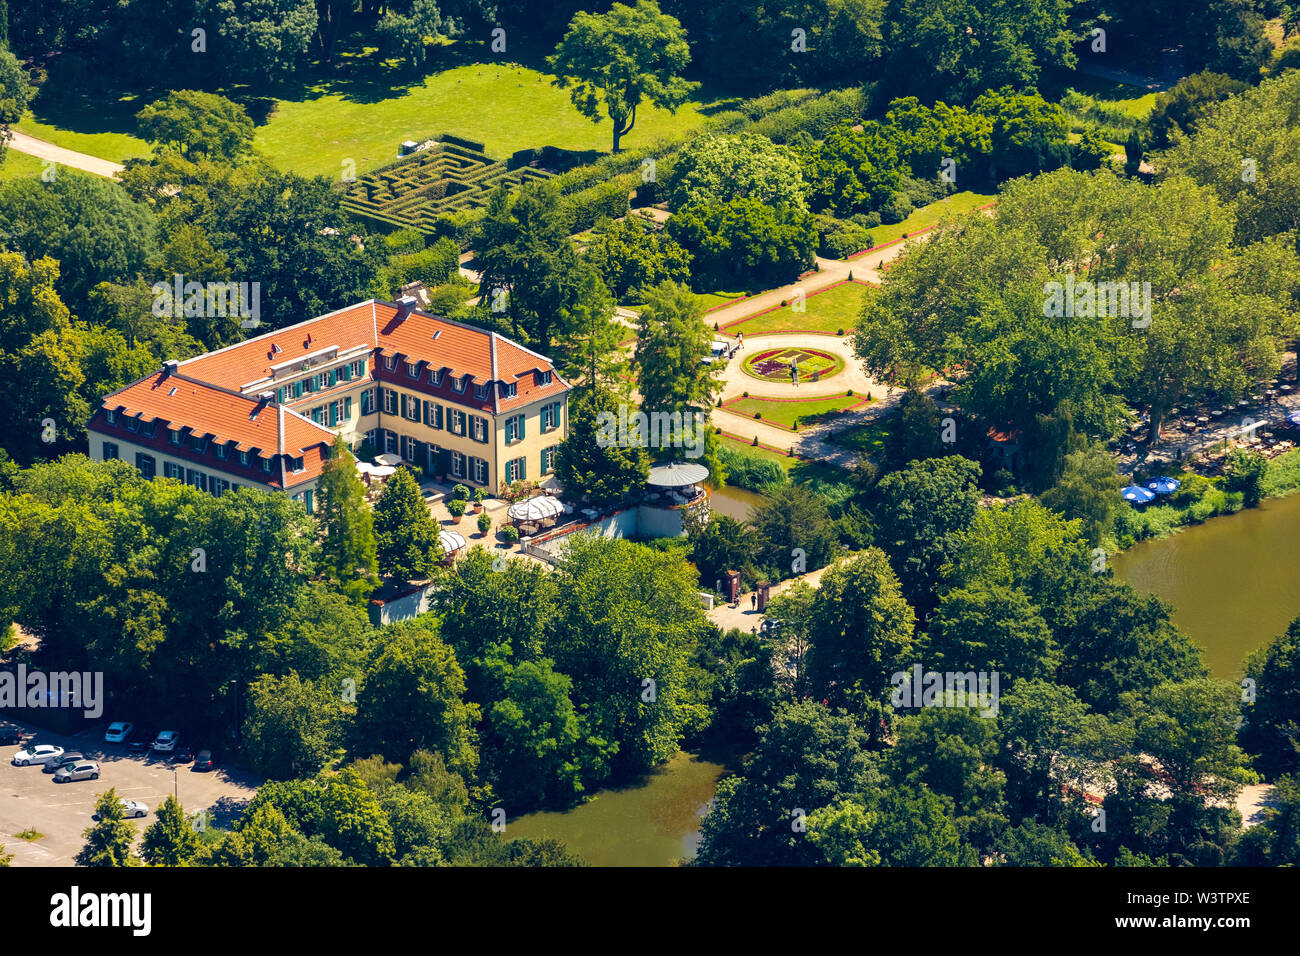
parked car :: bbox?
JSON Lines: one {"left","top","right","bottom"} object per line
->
{"left": 43, "top": 751, "right": 86, "bottom": 774}
{"left": 12, "top": 744, "right": 64, "bottom": 766}
{"left": 126, "top": 729, "right": 152, "bottom": 752}
{"left": 0, "top": 726, "right": 23, "bottom": 746}
{"left": 170, "top": 746, "right": 194, "bottom": 764}
{"left": 193, "top": 749, "right": 216, "bottom": 772}
{"left": 104, "top": 721, "right": 133, "bottom": 743}
{"left": 94, "top": 799, "right": 147, "bottom": 820}
{"left": 53, "top": 760, "right": 100, "bottom": 782}
{"left": 150, "top": 730, "right": 180, "bottom": 753}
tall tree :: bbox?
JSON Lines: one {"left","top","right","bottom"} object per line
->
{"left": 806, "top": 550, "right": 916, "bottom": 708}
{"left": 140, "top": 795, "right": 201, "bottom": 866}
{"left": 548, "top": 0, "right": 697, "bottom": 152}
{"left": 77, "top": 789, "right": 138, "bottom": 867}
{"left": 553, "top": 386, "right": 650, "bottom": 508}
{"left": 317, "top": 435, "right": 379, "bottom": 603}
{"left": 372, "top": 466, "right": 443, "bottom": 582}
{"left": 634, "top": 280, "right": 719, "bottom": 423}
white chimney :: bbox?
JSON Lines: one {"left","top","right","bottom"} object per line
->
{"left": 395, "top": 295, "right": 418, "bottom": 321}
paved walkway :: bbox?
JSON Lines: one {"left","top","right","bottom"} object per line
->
{"left": 708, "top": 563, "right": 833, "bottom": 632}
{"left": 3, "top": 130, "right": 124, "bottom": 178}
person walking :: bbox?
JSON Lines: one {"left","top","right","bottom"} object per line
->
{"left": 737, "top": 331, "right": 744, "bottom": 349}
{"left": 750, "top": 592, "right": 757, "bottom": 610}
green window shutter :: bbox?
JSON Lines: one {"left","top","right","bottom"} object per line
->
{"left": 344, "top": 396, "right": 352, "bottom": 418}
{"left": 519, "top": 414, "right": 525, "bottom": 440}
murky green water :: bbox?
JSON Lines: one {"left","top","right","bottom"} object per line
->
{"left": 1112, "top": 493, "right": 1300, "bottom": 678}
{"left": 507, "top": 752, "right": 727, "bottom": 867}
{"left": 708, "top": 484, "right": 768, "bottom": 521}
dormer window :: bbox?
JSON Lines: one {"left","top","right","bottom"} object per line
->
{"left": 406, "top": 362, "right": 418, "bottom": 378}
{"left": 125, "top": 415, "right": 140, "bottom": 433}
{"left": 452, "top": 375, "right": 467, "bottom": 393}
{"left": 384, "top": 355, "right": 396, "bottom": 371}
{"left": 168, "top": 429, "right": 183, "bottom": 446}
{"left": 501, "top": 381, "right": 518, "bottom": 398}
{"left": 216, "top": 442, "right": 228, "bottom": 460}
{"left": 290, "top": 456, "right": 305, "bottom": 472}
{"left": 537, "top": 370, "right": 552, "bottom": 387}
{"left": 190, "top": 434, "right": 208, "bottom": 453}
{"left": 429, "top": 368, "right": 444, "bottom": 386}
{"left": 141, "top": 419, "right": 157, "bottom": 438}
{"left": 260, "top": 457, "right": 273, "bottom": 473}
{"left": 473, "top": 383, "right": 489, "bottom": 400}
{"left": 105, "top": 408, "right": 117, "bottom": 425}
{"left": 239, "top": 450, "right": 250, "bottom": 466}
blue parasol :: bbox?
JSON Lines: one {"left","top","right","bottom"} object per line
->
{"left": 1146, "top": 476, "right": 1181, "bottom": 495}
{"left": 1122, "top": 484, "right": 1156, "bottom": 504}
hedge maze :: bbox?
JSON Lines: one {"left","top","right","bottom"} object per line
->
{"left": 342, "top": 137, "right": 554, "bottom": 235}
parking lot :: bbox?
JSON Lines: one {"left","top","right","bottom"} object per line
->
{"left": 0, "top": 720, "right": 262, "bottom": 866}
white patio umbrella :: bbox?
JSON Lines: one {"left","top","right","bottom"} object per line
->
{"left": 438, "top": 530, "right": 467, "bottom": 554}
{"left": 374, "top": 453, "right": 402, "bottom": 466}
{"left": 370, "top": 464, "right": 397, "bottom": 479}
{"left": 507, "top": 496, "right": 565, "bottom": 522}
{"left": 355, "top": 461, "right": 374, "bottom": 475}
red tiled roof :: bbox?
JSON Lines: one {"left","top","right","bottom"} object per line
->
{"left": 93, "top": 371, "right": 335, "bottom": 487}
{"left": 90, "top": 300, "right": 567, "bottom": 488}
{"left": 179, "top": 302, "right": 378, "bottom": 390}
{"left": 375, "top": 302, "right": 494, "bottom": 381}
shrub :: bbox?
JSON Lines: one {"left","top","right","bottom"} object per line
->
{"left": 881, "top": 190, "right": 914, "bottom": 224}
{"left": 446, "top": 499, "right": 467, "bottom": 518}
{"left": 814, "top": 214, "right": 870, "bottom": 259}
{"left": 719, "top": 445, "right": 786, "bottom": 492}
{"left": 561, "top": 176, "right": 634, "bottom": 233}
{"left": 500, "top": 525, "right": 520, "bottom": 543}
{"left": 477, "top": 512, "right": 492, "bottom": 534}
{"left": 451, "top": 484, "right": 470, "bottom": 501}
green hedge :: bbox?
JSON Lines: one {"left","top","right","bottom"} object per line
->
{"left": 562, "top": 175, "right": 634, "bottom": 232}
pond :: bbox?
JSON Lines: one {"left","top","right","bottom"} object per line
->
{"left": 1111, "top": 492, "right": 1300, "bottom": 678}
{"left": 707, "top": 483, "right": 768, "bottom": 521}
{"left": 507, "top": 752, "right": 728, "bottom": 867}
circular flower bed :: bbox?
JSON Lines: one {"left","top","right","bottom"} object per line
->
{"left": 740, "top": 346, "right": 845, "bottom": 383}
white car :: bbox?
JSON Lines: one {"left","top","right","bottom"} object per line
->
{"left": 12, "top": 744, "right": 64, "bottom": 766}
{"left": 104, "top": 721, "right": 133, "bottom": 743}
{"left": 150, "top": 730, "right": 180, "bottom": 752}
{"left": 94, "top": 799, "right": 147, "bottom": 820}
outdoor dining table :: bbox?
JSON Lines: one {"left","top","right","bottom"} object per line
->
{"left": 1282, "top": 385, "right": 1294, "bottom": 393}
{"left": 1196, "top": 416, "right": 1209, "bottom": 424}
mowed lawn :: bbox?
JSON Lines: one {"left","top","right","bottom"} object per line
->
{"left": 0, "top": 149, "right": 48, "bottom": 181}
{"left": 16, "top": 55, "right": 714, "bottom": 179}
{"left": 861, "top": 190, "right": 996, "bottom": 248}
{"left": 723, "top": 280, "right": 868, "bottom": 337}
{"left": 725, "top": 393, "right": 866, "bottom": 429}
{"left": 257, "top": 60, "right": 715, "bottom": 178}
{"left": 15, "top": 111, "right": 151, "bottom": 165}
{"left": 718, "top": 434, "right": 850, "bottom": 480}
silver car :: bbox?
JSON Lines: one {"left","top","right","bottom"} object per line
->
{"left": 53, "top": 760, "right": 100, "bottom": 782}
